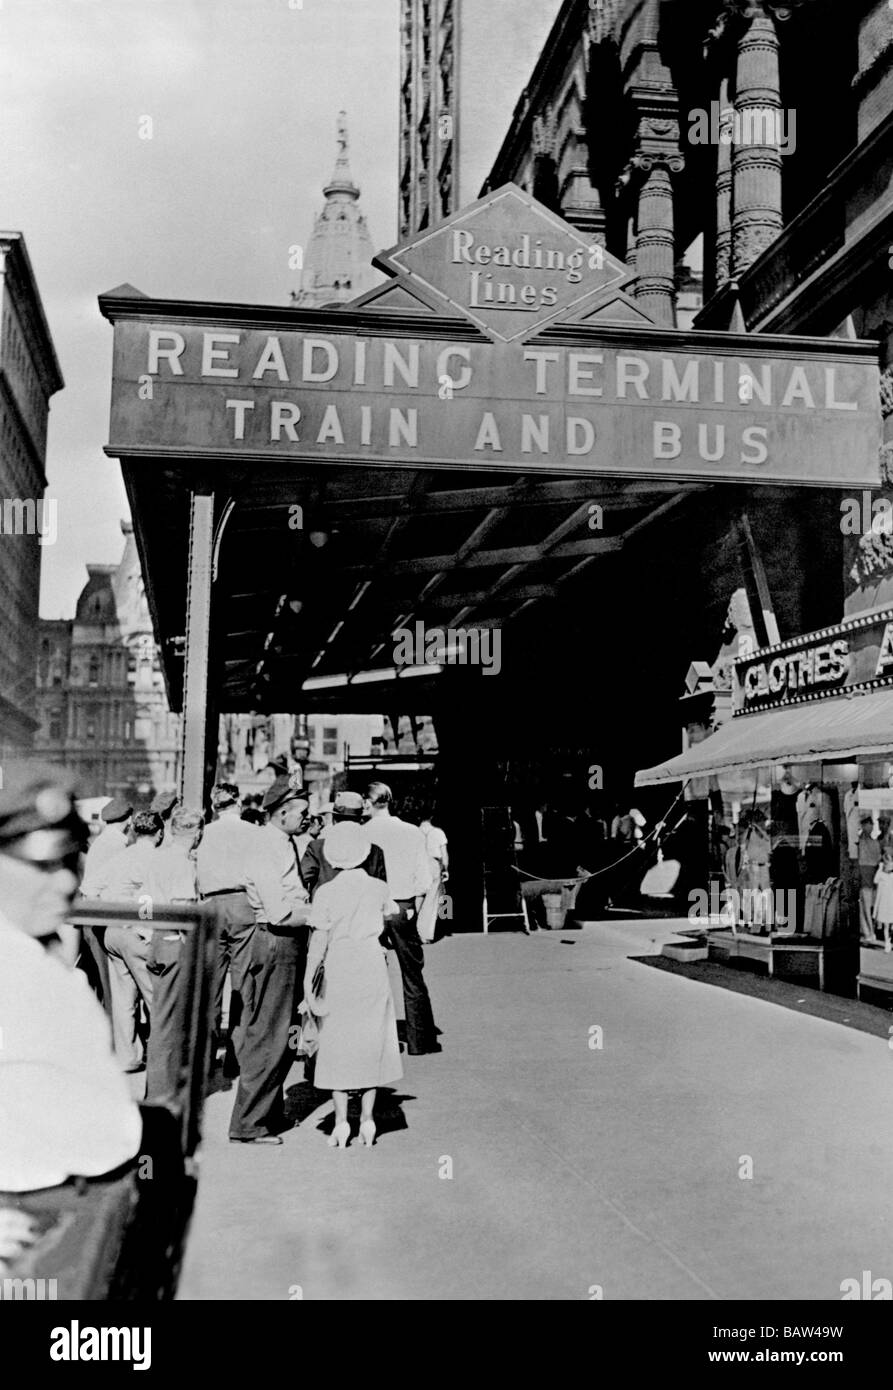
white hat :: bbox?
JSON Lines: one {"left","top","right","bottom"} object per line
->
{"left": 323, "top": 821, "right": 369, "bottom": 870}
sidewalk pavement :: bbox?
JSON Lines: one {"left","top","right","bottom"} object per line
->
{"left": 176, "top": 919, "right": 893, "bottom": 1301}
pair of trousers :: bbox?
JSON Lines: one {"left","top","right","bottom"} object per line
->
{"left": 104, "top": 924, "right": 154, "bottom": 1071}
{"left": 385, "top": 900, "right": 437, "bottom": 1054}
{"left": 229, "top": 923, "right": 307, "bottom": 1139}
{"left": 80, "top": 925, "right": 113, "bottom": 1019}
{"left": 145, "top": 934, "right": 186, "bottom": 1108}
{"left": 207, "top": 891, "right": 256, "bottom": 1046}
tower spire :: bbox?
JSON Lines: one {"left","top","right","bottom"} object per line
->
{"left": 291, "top": 108, "right": 381, "bottom": 308}
{"left": 324, "top": 110, "right": 359, "bottom": 199}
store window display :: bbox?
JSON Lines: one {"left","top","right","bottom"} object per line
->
{"left": 872, "top": 847, "right": 893, "bottom": 950}
{"left": 710, "top": 764, "right": 844, "bottom": 937}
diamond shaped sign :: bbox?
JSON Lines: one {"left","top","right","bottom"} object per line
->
{"left": 374, "top": 183, "right": 631, "bottom": 343}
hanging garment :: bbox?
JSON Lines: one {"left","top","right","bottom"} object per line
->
{"left": 797, "top": 786, "right": 834, "bottom": 853}
{"left": 843, "top": 786, "right": 861, "bottom": 860}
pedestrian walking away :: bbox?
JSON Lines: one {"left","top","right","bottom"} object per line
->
{"left": 302, "top": 822, "right": 403, "bottom": 1150}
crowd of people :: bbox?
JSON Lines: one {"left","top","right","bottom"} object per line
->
{"left": 0, "top": 762, "right": 450, "bottom": 1221}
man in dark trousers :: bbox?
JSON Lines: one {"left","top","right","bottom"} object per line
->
{"left": 79, "top": 796, "right": 133, "bottom": 1012}
{"left": 228, "top": 777, "right": 310, "bottom": 1146}
{"left": 300, "top": 790, "right": 386, "bottom": 897}
{"left": 364, "top": 782, "right": 439, "bottom": 1055}
{"left": 196, "top": 782, "right": 262, "bottom": 1062}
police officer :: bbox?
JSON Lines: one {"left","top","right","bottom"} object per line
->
{"left": 228, "top": 777, "right": 311, "bottom": 1145}
{"left": 0, "top": 762, "right": 142, "bottom": 1192}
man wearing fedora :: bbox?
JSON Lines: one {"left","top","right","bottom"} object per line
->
{"left": 229, "top": 775, "right": 312, "bottom": 1144}
{"left": 300, "top": 790, "right": 386, "bottom": 898}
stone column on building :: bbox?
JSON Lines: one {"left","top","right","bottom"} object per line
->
{"left": 626, "top": 133, "right": 684, "bottom": 327}
{"left": 715, "top": 76, "right": 734, "bottom": 285}
{"left": 729, "top": 0, "right": 785, "bottom": 275}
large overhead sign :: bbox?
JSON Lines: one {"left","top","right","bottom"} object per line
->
{"left": 102, "top": 185, "right": 881, "bottom": 487}
{"left": 736, "top": 607, "right": 893, "bottom": 713}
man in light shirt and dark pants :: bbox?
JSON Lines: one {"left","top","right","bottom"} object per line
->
{"left": 229, "top": 777, "right": 311, "bottom": 1145}
{"left": 142, "top": 807, "right": 204, "bottom": 1108}
{"left": 196, "top": 782, "right": 261, "bottom": 1063}
{"left": 364, "top": 782, "right": 440, "bottom": 1055}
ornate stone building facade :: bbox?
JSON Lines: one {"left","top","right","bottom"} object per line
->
{"left": 479, "top": 0, "right": 892, "bottom": 753}
{"left": 0, "top": 232, "right": 64, "bottom": 758}
{"left": 34, "top": 521, "right": 180, "bottom": 801}
{"left": 290, "top": 113, "right": 383, "bottom": 309}
{"left": 484, "top": 0, "right": 890, "bottom": 348}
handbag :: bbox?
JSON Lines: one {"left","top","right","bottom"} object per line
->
{"left": 308, "top": 928, "right": 334, "bottom": 1006}
{"left": 293, "top": 1004, "right": 320, "bottom": 1058}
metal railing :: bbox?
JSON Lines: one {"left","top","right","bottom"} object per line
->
{"left": 68, "top": 901, "right": 218, "bottom": 1160}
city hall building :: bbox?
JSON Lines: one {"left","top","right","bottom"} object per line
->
{"left": 100, "top": 0, "right": 892, "bottom": 945}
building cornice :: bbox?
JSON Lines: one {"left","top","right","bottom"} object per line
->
{"left": 0, "top": 233, "right": 64, "bottom": 397}
{"left": 482, "top": 0, "right": 590, "bottom": 194}
{"left": 97, "top": 288, "right": 487, "bottom": 343}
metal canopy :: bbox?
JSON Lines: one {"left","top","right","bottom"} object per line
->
{"left": 634, "top": 686, "right": 893, "bottom": 787}
{"left": 120, "top": 454, "right": 701, "bottom": 712}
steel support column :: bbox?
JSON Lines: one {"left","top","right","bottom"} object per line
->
{"left": 179, "top": 489, "right": 215, "bottom": 810}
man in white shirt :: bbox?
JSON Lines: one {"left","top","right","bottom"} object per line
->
{"left": 196, "top": 782, "right": 261, "bottom": 1056}
{"left": 0, "top": 763, "right": 142, "bottom": 1195}
{"left": 87, "top": 811, "right": 165, "bottom": 1072}
{"left": 80, "top": 798, "right": 133, "bottom": 887}
{"left": 229, "top": 777, "right": 311, "bottom": 1144}
{"left": 142, "top": 808, "right": 203, "bottom": 1107}
{"left": 364, "top": 782, "right": 439, "bottom": 1055}
{"left": 79, "top": 797, "right": 133, "bottom": 1012}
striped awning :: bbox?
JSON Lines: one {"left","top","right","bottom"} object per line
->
{"left": 635, "top": 686, "right": 893, "bottom": 786}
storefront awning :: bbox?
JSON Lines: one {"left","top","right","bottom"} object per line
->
{"left": 635, "top": 686, "right": 893, "bottom": 786}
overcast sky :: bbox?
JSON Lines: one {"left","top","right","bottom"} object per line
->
{"left": 1, "top": 0, "right": 400, "bottom": 616}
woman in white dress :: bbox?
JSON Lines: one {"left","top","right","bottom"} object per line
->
{"left": 303, "top": 822, "right": 403, "bottom": 1148}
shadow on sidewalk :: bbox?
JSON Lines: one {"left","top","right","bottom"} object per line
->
{"left": 631, "top": 954, "right": 892, "bottom": 1040}
{"left": 282, "top": 1080, "right": 417, "bottom": 1142}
